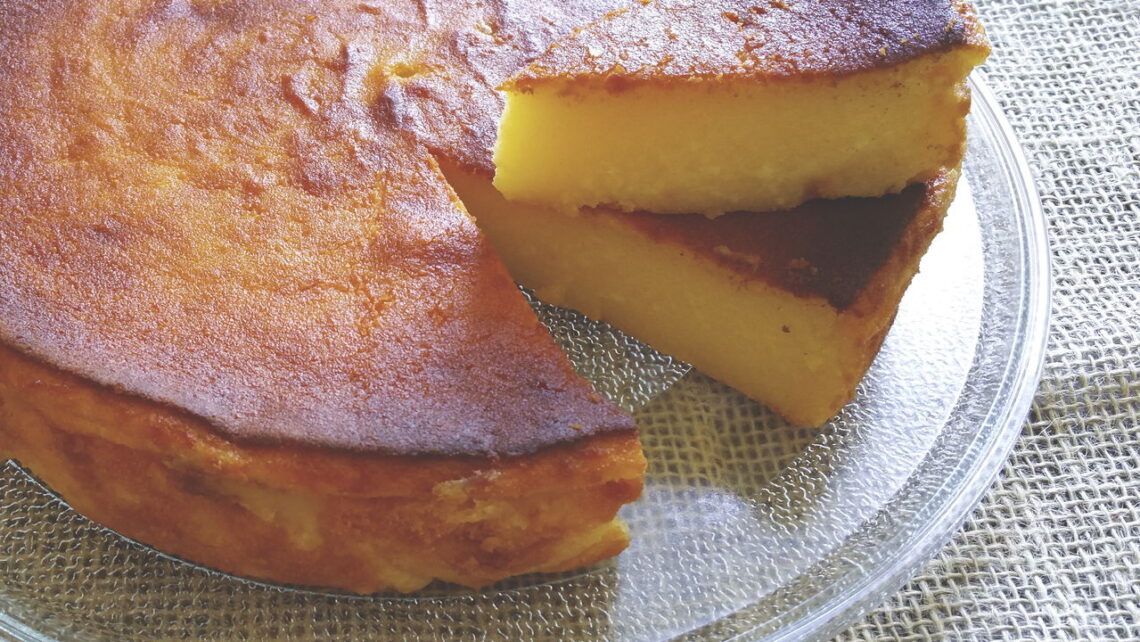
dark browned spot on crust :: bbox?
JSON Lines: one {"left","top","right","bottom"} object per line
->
{"left": 618, "top": 182, "right": 932, "bottom": 310}
{"left": 508, "top": 0, "right": 988, "bottom": 90}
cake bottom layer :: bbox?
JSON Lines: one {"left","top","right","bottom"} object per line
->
{"left": 0, "top": 344, "right": 644, "bottom": 593}
{"left": 452, "top": 165, "right": 960, "bottom": 426}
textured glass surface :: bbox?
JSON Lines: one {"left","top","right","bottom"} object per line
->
{"left": 0, "top": 75, "right": 1049, "bottom": 641}
{"left": 523, "top": 289, "right": 690, "bottom": 413}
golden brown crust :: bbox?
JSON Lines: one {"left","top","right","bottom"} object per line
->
{"left": 0, "top": 342, "right": 645, "bottom": 591}
{"left": 0, "top": 0, "right": 979, "bottom": 593}
{"left": 507, "top": 0, "right": 988, "bottom": 91}
{"left": 0, "top": 0, "right": 636, "bottom": 457}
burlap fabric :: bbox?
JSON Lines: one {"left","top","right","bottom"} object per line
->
{"left": 840, "top": 0, "right": 1140, "bottom": 639}
{"left": 0, "top": 0, "right": 1135, "bottom": 640}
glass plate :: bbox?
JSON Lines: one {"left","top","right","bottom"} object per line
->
{"left": 0, "top": 74, "right": 1049, "bottom": 641}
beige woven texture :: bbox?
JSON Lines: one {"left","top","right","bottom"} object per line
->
{"left": 0, "top": 1, "right": 1136, "bottom": 640}
{"left": 840, "top": 0, "right": 1140, "bottom": 639}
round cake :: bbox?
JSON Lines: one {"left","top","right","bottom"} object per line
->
{"left": 0, "top": 0, "right": 986, "bottom": 593}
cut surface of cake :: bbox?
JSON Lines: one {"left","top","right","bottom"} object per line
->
{"left": 494, "top": 0, "right": 988, "bottom": 215}
{"left": 449, "top": 166, "right": 960, "bottom": 426}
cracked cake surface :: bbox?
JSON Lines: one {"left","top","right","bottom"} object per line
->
{"left": 0, "top": 0, "right": 640, "bottom": 456}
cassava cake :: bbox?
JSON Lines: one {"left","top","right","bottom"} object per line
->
{"left": 0, "top": 0, "right": 985, "bottom": 593}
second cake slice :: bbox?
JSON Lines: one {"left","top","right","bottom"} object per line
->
{"left": 494, "top": 0, "right": 988, "bottom": 215}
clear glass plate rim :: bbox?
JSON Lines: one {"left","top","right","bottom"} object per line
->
{"left": 728, "top": 72, "right": 1052, "bottom": 642}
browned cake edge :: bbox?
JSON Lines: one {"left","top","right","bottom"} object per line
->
{"left": 506, "top": 0, "right": 989, "bottom": 91}
{"left": 0, "top": 343, "right": 645, "bottom": 593}
{"left": 693, "top": 166, "right": 961, "bottom": 426}
{"left": 614, "top": 172, "right": 951, "bottom": 311}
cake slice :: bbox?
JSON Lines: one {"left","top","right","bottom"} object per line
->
{"left": 494, "top": 0, "right": 988, "bottom": 215}
{"left": 451, "top": 165, "right": 960, "bottom": 426}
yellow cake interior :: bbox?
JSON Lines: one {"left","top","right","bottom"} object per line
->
{"left": 494, "top": 54, "right": 983, "bottom": 215}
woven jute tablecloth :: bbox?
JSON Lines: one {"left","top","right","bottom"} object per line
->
{"left": 840, "top": 0, "right": 1139, "bottom": 639}
{"left": 0, "top": 1, "right": 1134, "bottom": 640}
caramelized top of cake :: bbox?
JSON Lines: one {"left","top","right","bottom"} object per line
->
{"left": 0, "top": 0, "right": 633, "bottom": 456}
{"left": 507, "top": 0, "right": 988, "bottom": 92}
{"left": 0, "top": 0, "right": 979, "bottom": 455}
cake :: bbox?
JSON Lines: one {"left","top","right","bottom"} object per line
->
{"left": 0, "top": 0, "right": 986, "bottom": 593}
{"left": 448, "top": 165, "right": 961, "bottom": 427}
{"left": 494, "top": 0, "right": 988, "bottom": 215}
